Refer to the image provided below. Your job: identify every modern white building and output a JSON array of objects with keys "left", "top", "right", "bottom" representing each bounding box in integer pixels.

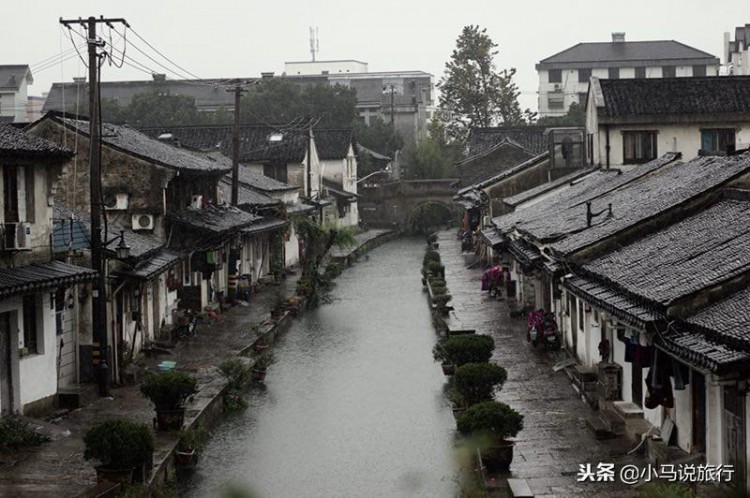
[
  {"left": 0, "top": 66, "right": 33, "bottom": 123},
  {"left": 725, "top": 24, "right": 750, "bottom": 75},
  {"left": 537, "top": 34, "right": 719, "bottom": 118}
]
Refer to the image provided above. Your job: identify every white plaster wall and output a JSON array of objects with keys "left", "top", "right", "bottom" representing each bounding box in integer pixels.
[
  {"left": 284, "top": 224, "right": 300, "bottom": 267},
  {"left": 619, "top": 67, "right": 636, "bottom": 79},
  {"left": 575, "top": 298, "right": 587, "bottom": 363},
  {"left": 613, "top": 337, "right": 634, "bottom": 404},
  {"left": 597, "top": 122, "right": 750, "bottom": 168},
  {"left": 18, "top": 293, "right": 57, "bottom": 410},
  {"left": 587, "top": 313, "right": 600, "bottom": 368},
  {"left": 672, "top": 382, "right": 692, "bottom": 452},
  {"left": 705, "top": 376, "right": 722, "bottom": 466},
  {"left": 643, "top": 403, "right": 662, "bottom": 431}
]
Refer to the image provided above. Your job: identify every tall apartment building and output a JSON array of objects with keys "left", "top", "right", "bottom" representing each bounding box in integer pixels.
[
  {"left": 536, "top": 33, "right": 719, "bottom": 118},
  {"left": 725, "top": 24, "right": 750, "bottom": 75}
]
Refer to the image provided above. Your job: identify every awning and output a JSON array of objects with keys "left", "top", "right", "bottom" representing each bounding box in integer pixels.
[
  {"left": 507, "top": 238, "right": 543, "bottom": 269},
  {"left": 242, "top": 217, "right": 288, "bottom": 236},
  {"left": 324, "top": 183, "right": 358, "bottom": 201},
  {"left": 0, "top": 261, "right": 97, "bottom": 299},
  {"left": 563, "top": 274, "right": 661, "bottom": 328},
  {"left": 479, "top": 229, "right": 507, "bottom": 248},
  {"left": 286, "top": 202, "right": 317, "bottom": 215},
  {"left": 658, "top": 329, "right": 750, "bottom": 375},
  {"left": 114, "top": 249, "right": 182, "bottom": 282}
]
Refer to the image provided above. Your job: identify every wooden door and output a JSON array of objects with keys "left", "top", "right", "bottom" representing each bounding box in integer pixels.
[{"left": 724, "top": 385, "right": 747, "bottom": 488}]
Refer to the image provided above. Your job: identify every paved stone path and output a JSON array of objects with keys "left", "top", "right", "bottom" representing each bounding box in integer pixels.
[{"left": 438, "top": 230, "right": 644, "bottom": 498}]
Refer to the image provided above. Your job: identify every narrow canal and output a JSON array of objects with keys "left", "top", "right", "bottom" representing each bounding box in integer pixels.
[{"left": 184, "top": 238, "right": 459, "bottom": 498}]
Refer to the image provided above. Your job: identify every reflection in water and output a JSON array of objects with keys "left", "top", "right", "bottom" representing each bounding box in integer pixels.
[{"left": 184, "top": 238, "right": 458, "bottom": 498}]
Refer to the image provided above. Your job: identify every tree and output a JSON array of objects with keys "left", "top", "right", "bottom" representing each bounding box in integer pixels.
[
  {"left": 438, "top": 25, "right": 534, "bottom": 143},
  {"left": 402, "top": 138, "right": 452, "bottom": 179},
  {"left": 125, "top": 90, "right": 205, "bottom": 128},
  {"left": 535, "top": 102, "right": 585, "bottom": 127},
  {"left": 240, "top": 79, "right": 358, "bottom": 129}
]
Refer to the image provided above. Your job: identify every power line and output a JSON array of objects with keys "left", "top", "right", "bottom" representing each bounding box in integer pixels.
[{"left": 128, "top": 26, "right": 204, "bottom": 80}]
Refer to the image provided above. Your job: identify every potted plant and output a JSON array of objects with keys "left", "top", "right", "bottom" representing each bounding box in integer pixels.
[
  {"left": 84, "top": 419, "right": 154, "bottom": 484},
  {"left": 140, "top": 371, "right": 198, "bottom": 431},
  {"left": 433, "top": 335, "right": 495, "bottom": 367},
  {"left": 252, "top": 355, "right": 271, "bottom": 382},
  {"left": 456, "top": 401, "right": 524, "bottom": 472},
  {"left": 270, "top": 291, "right": 286, "bottom": 319},
  {"left": 175, "top": 425, "right": 209, "bottom": 467},
  {"left": 432, "top": 343, "right": 456, "bottom": 376},
  {"left": 452, "top": 363, "right": 507, "bottom": 406}
]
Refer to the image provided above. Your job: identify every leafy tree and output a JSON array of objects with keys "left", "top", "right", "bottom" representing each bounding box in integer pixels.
[
  {"left": 438, "top": 25, "right": 535, "bottom": 143},
  {"left": 535, "top": 102, "right": 585, "bottom": 127},
  {"left": 126, "top": 90, "right": 204, "bottom": 127},
  {"left": 240, "top": 79, "right": 358, "bottom": 129},
  {"left": 402, "top": 138, "right": 452, "bottom": 179},
  {"left": 354, "top": 117, "right": 403, "bottom": 158}
]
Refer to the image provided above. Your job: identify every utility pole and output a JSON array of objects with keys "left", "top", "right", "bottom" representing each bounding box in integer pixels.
[
  {"left": 389, "top": 85, "right": 395, "bottom": 125},
  {"left": 307, "top": 118, "right": 313, "bottom": 198},
  {"left": 60, "top": 16, "right": 129, "bottom": 398},
  {"left": 227, "top": 85, "right": 246, "bottom": 206}
]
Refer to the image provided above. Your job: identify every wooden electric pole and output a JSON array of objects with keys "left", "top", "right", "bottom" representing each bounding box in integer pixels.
[
  {"left": 59, "top": 16, "right": 129, "bottom": 397},
  {"left": 227, "top": 85, "right": 246, "bottom": 206}
]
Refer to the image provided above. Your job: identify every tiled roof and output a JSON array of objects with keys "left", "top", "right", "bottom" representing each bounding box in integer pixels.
[
  {"left": 684, "top": 286, "right": 750, "bottom": 348},
  {"left": 167, "top": 205, "right": 261, "bottom": 235},
  {"left": 462, "top": 152, "right": 550, "bottom": 192},
  {"left": 479, "top": 229, "right": 507, "bottom": 248},
  {"left": 538, "top": 40, "right": 717, "bottom": 67},
  {"left": 218, "top": 178, "right": 278, "bottom": 207},
  {"left": 507, "top": 238, "right": 542, "bottom": 268},
  {"left": 139, "top": 125, "right": 308, "bottom": 163},
  {"left": 545, "top": 153, "right": 750, "bottom": 256},
  {"left": 465, "top": 127, "right": 548, "bottom": 158},
  {"left": 596, "top": 76, "right": 750, "bottom": 120},
  {"left": 115, "top": 249, "right": 182, "bottom": 281},
  {"left": 192, "top": 151, "right": 297, "bottom": 192},
  {"left": 660, "top": 328, "right": 750, "bottom": 374},
  {"left": 286, "top": 202, "right": 317, "bottom": 215},
  {"left": 491, "top": 154, "right": 671, "bottom": 235},
  {"left": 315, "top": 129, "right": 354, "bottom": 160},
  {"left": 564, "top": 274, "right": 661, "bottom": 327},
  {"left": 323, "top": 179, "right": 357, "bottom": 200},
  {"left": 582, "top": 199, "right": 750, "bottom": 306},
  {"left": 0, "top": 261, "right": 97, "bottom": 299},
  {"left": 242, "top": 217, "right": 288, "bottom": 236},
  {"left": 47, "top": 113, "right": 229, "bottom": 173},
  {"left": 0, "top": 124, "right": 72, "bottom": 159},
  {"left": 456, "top": 140, "right": 537, "bottom": 187},
  {"left": 503, "top": 167, "right": 597, "bottom": 208}
]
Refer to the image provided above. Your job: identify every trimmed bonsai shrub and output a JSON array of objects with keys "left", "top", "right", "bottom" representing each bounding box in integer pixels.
[
  {"left": 140, "top": 371, "right": 198, "bottom": 410},
  {"left": 218, "top": 358, "right": 253, "bottom": 391},
  {"left": 427, "top": 233, "right": 438, "bottom": 244},
  {"left": 453, "top": 363, "right": 507, "bottom": 405},
  {"left": 425, "top": 260, "right": 443, "bottom": 275},
  {"left": 178, "top": 425, "right": 210, "bottom": 456},
  {"left": 456, "top": 401, "right": 523, "bottom": 441},
  {"left": 84, "top": 419, "right": 154, "bottom": 470},
  {"left": 423, "top": 249, "right": 440, "bottom": 266},
  {"left": 0, "top": 416, "right": 49, "bottom": 452},
  {"left": 432, "top": 293, "right": 452, "bottom": 307},
  {"left": 432, "top": 335, "right": 495, "bottom": 366}
]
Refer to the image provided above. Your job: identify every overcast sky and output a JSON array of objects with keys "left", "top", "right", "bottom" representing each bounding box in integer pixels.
[{"left": 6, "top": 0, "right": 746, "bottom": 113}]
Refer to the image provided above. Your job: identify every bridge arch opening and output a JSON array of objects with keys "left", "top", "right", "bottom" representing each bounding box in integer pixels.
[{"left": 407, "top": 201, "right": 454, "bottom": 234}]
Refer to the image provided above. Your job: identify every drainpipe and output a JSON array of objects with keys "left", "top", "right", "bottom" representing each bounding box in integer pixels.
[{"left": 605, "top": 125, "right": 611, "bottom": 169}]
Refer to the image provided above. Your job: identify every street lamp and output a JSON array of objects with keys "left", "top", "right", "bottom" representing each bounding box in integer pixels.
[{"left": 357, "top": 166, "right": 391, "bottom": 185}]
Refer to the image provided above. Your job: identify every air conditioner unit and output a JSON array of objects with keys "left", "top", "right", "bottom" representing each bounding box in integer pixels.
[
  {"left": 104, "top": 193, "right": 129, "bottom": 210},
  {"left": 2, "top": 222, "right": 32, "bottom": 251},
  {"left": 553, "top": 84, "right": 562, "bottom": 91},
  {"left": 190, "top": 195, "right": 203, "bottom": 210},
  {"left": 131, "top": 214, "right": 155, "bottom": 231}
]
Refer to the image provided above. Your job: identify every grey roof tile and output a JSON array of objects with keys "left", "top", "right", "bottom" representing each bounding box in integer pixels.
[
  {"left": 503, "top": 167, "right": 597, "bottom": 207},
  {"left": 0, "top": 261, "right": 97, "bottom": 299},
  {"left": 538, "top": 40, "right": 717, "bottom": 66},
  {"left": 0, "top": 123, "right": 72, "bottom": 159},
  {"left": 167, "top": 205, "right": 261, "bottom": 235}
]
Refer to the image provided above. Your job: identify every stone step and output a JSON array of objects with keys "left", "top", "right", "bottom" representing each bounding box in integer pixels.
[
  {"left": 507, "top": 478, "right": 533, "bottom": 497},
  {"left": 600, "top": 408, "right": 626, "bottom": 435},
  {"left": 586, "top": 414, "right": 616, "bottom": 440},
  {"left": 624, "top": 418, "right": 656, "bottom": 444},
  {"left": 612, "top": 400, "right": 644, "bottom": 419}
]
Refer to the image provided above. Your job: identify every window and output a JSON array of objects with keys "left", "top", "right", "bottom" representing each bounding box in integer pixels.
[
  {"left": 548, "top": 69, "right": 562, "bottom": 83},
  {"left": 701, "top": 129, "right": 736, "bottom": 154},
  {"left": 662, "top": 66, "right": 676, "bottom": 78},
  {"left": 547, "top": 93, "right": 564, "bottom": 109},
  {"left": 634, "top": 67, "right": 646, "bottom": 79},
  {"left": 3, "top": 165, "right": 19, "bottom": 223},
  {"left": 608, "top": 67, "right": 620, "bottom": 79},
  {"left": 2, "top": 165, "right": 34, "bottom": 223},
  {"left": 692, "top": 65, "right": 706, "bottom": 77},
  {"left": 578, "top": 68, "right": 592, "bottom": 83},
  {"left": 622, "top": 131, "right": 658, "bottom": 164},
  {"left": 22, "top": 295, "right": 39, "bottom": 354}
]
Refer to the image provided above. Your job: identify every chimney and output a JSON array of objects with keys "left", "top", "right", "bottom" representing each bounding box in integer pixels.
[
  {"left": 261, "top": 72, "right": 275, "bottom": 79},
  {"left": 612, "top": 32, "right": 625, "bottom": 43},
  {"left": 152, "top": 73, "right": 167, "bottom": 82}
]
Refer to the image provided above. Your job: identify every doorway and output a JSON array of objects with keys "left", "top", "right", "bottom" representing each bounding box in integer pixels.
[
  {"left": 723, "top": 385, "right": 747, "bottom": 488},
  {"left": 0, "top": 312, "right": 14, "bottom": 415}
]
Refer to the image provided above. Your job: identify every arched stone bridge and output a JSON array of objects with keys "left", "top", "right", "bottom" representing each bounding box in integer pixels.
[{"left": 358, "top": 179, "right": 460, "bottom": 230}]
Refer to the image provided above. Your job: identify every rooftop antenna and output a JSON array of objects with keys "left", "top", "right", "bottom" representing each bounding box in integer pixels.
[{"left": 309, "top": 26, "right": 319, "bottom": 61}]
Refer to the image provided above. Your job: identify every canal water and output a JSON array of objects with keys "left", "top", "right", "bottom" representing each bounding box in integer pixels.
[{"left": 184, "top": 238, "right": 459, "bottom": 498}]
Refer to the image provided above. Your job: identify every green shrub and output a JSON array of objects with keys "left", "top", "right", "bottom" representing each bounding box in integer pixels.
[
  {"left": 83, "top": 419, "right": 154, "bottom": 469},
  {"left": 0, "top": 416, "right": 49, "bottom": 453},
  {"left": 456, "top": 401, "right": 523, "bottom": 441},
  {"left": 453, "top": 363, "right": 507, "bottom": 405},
  {"left": 218, "top": 358, "right": 253, "bottom": 391},
  {"left": 178, "top": 425, "right": 210, "bottom": 457},
  {"left": 140, "top": 371, "right": 198, "bottom": 410},
  {"left": 432, "top": 293, "right": 452, "bottom": 307},
  {"left": 423, "top": 249, "right": 440, "bottom": 267},
  {"left": 427, "top": 233, "right": 438, "bottom": 244},
  {"left": 432, "top": 335, "right": 495, "bottom": 366},
  {"left": 425, "top": 260, "right": 443, "bottom": 275}
]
